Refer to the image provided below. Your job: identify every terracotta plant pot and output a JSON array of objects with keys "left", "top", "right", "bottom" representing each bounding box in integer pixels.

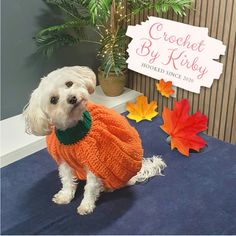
[{"left": 98, "top": 67, "right": 127, "bottom": 97}]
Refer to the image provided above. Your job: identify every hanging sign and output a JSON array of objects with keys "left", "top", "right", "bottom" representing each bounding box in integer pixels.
[{"left": 126, "top": 17, "right": 226, "bottom": 93}]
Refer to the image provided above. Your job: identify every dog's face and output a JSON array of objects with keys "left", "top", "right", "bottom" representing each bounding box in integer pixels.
[{"left": 24, "top": 66, "right": 96, "bottom": 136}]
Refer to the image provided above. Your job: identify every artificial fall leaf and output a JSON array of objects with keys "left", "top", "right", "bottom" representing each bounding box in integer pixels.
[
  {"left": 156, "top": 79, "right": 175, "bottom": 98},
  {"left": 160, "top": 99, "right": 208, "bottom": 157},
  {"left": 126, "top": 95, "right": 158, "bottom": 122}
]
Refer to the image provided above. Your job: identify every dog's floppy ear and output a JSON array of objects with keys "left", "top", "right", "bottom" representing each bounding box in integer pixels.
[
  {"left": 23, "top": 87, "right": 51, "bottom": 136},
  {"left": 71, "top": 66, "right": 96, "bottom": 94}
]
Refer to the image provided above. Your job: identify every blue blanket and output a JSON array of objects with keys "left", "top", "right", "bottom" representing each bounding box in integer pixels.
[{"left": 1, "top": 115, "right": 236, "bottom": 234}]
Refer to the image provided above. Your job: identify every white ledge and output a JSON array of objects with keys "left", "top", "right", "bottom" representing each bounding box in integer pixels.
[
  {"left": 0, "top": 86, "right": 141, "bottom": 168},
  {"left": 89, "top": 86, "right": 142, "bottom": 113}
]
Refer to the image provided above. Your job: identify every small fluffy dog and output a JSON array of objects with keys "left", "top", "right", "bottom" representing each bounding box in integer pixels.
[{"left": 24, "top": 66, "right": 166, "bottom": 215}]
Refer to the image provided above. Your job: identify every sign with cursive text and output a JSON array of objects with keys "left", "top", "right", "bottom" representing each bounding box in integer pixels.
[{"left": 126, "top": 17, "right": 226, "bottom": 93}]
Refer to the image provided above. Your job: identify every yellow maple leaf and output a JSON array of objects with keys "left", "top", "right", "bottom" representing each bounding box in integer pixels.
[
  {"left": 126, "top": 95, "right": 158, "bottom": 122},
  {"left": 156, "top": 79, "right": 174, "bottom": 98}
]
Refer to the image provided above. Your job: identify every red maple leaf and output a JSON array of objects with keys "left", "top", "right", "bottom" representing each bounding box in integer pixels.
[{"left": 160, "top": 99, "right": 208, "bottom": 156}]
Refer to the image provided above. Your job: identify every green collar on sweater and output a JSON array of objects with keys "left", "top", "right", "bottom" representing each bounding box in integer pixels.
[{"left": 55, "top": 111, "right": 91, "bottom": 145}]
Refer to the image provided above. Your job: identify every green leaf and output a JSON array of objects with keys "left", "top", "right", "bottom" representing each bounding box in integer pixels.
[
  {"left": 82, "top": 0, "right": 112, "bottom": 24},
  {"left": 128, "top": 0, "right": 193, "bottom": 17},
  {"left": 35, "top": 20, "right": 88, "bottom": 57},
  {"left": 35, "top": 31, "right": 79, "bottom": 57},
  {"left": 99, "top": 27, "right": 127, "bottom": 76},
  {"left": 46, "top": 0, "right": 90, "bottom": 21}
]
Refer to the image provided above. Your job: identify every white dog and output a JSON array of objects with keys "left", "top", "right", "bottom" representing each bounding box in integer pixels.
[{"left": 24, "top": 66, "right": 166, "bottom": 215}]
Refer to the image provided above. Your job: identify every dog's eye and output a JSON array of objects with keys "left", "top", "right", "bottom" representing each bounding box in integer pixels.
[
  {"left": 50, "top": 96, "right": 59, "bottom": 105},
  {"left": 65, "top": 81, "right": 73, "bottom": 88}
]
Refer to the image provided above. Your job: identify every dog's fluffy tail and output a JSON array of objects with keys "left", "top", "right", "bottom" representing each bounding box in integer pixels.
[{"left": 127, "top": 156, "right": 167, "bottom": 186}]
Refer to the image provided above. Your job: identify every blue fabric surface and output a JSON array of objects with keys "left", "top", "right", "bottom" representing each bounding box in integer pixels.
[{"left": 1, "top": 115, "right": 236, "bottom": 235}]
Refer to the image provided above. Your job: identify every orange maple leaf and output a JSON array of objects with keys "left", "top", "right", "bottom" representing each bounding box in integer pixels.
[
  {"left": 126, "top": 95, "right": 158, "bottom": 122},
  {"left": 156, "top": 79, "right": 174, "bottom": 98},
  {"left": 160, "top": 99, "right": 208, "bottom": 156}
]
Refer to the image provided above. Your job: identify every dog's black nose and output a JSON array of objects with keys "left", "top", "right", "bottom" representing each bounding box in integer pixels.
[{"left": 67, "top": 96, "right": 77, "bottom": 105}]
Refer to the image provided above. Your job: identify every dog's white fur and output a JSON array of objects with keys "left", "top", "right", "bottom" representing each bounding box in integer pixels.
[
  {"left": 24, "top": 66, "right": 166, "bottom": 215},
  {"left": 24, "top": 66, "right": 96, "bottom": 135}
]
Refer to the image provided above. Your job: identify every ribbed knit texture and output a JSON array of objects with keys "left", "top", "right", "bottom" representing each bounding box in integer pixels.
[{"left": 46, "top": 103, "right": 143, "bottom": 189}]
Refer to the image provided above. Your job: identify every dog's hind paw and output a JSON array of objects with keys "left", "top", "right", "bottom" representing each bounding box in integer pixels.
[
  {"left": 77, "top": 202, "right": 95, "bottom": 215},
  {"left": 52, "top": 190, "right": 74, "bottom": 204}
]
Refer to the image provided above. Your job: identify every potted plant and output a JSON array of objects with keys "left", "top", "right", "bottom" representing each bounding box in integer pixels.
[{"left": 36, "top": 0, "right": 192, "bottom": 96}]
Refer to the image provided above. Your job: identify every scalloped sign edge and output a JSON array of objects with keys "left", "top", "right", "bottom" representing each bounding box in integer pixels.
[{"left": 126, "top": 17, "right": 226, "bottom": 94}]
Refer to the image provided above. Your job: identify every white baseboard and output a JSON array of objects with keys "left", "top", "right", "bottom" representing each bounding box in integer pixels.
[{"left": 0, "top": 86, "right": 141, "bottom": 168}]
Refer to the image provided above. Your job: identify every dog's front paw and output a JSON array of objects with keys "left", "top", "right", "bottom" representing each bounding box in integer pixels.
[
  {"left": 77, "top": 202, "right": 95, "bottom": 215},
  {"left": 52, "top": 190, "right": 74, "bottom": 205}
]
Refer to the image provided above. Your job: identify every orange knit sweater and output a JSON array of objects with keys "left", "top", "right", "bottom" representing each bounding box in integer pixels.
[{"left": 46, "top": 103, "right": 143, "bottom": 189}]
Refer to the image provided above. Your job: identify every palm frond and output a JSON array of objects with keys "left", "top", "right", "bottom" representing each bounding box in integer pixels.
[
  {"left": 154, "top": 0, "right": 192, "bottom": 16},
  {"left": 35, "top": 32, "right": 79, "bottom": 57},
  {"left": 98, "top": 27, "right": 127, "bottom": 75},
  {"left": 128, "top": 0, "right": 192, "bottom": 16},
  {"left": 46, "top": 0, "right": 90, "bottom": 21},
  {"left": 82, "top": 0, "right": 112, "bottom": 24},
  {"left": 35, "top": 20, "right": 87, "bottom": 56},
  {"left": 38, "top": 19, "right": 88, "bottom": 35}
]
